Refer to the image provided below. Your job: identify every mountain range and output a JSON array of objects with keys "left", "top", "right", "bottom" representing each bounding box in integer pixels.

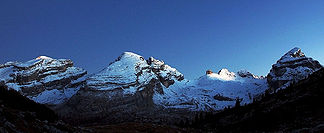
[{"left": 0, "top": 47, "right": 322, "bottom": 126}]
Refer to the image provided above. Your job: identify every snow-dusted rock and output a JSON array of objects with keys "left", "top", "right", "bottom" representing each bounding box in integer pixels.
[
  {"left": 85, "top": 52, "right": 184, "bottom": 92},
  {"left": 237, "top": 69, "right": 262, "bottom": 79},
  {"left": 56, "top": 52, "right": 271, "bottom": 124},
  {"left": 208, "top": 69, "right": 237, "bottom": 81},
  {"left": 58, "top": 52, "right": 185, "bottom": 124},
  {"left": 267, "top": 47, "right": 323, "bottom": 92},
  {"left": 0, "top": 56, "right": 87, "bottom": 104},
  {"left": 154, "top": 69, "right": 268, "bottom": 111}
]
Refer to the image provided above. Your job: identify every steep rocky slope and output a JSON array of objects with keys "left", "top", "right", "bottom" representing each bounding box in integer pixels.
[
  {"left": 0, "top": 56, "right": 87, "bottom": 104},
  {"left": 267, "top": 47, "right": 322, "bottom": 92}
]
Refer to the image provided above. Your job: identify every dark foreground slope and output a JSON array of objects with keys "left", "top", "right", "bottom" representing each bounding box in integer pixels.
[
  {"left": 0, "top": 85, "right": 192, "bottom": 133},
  {"left": 191, "top": 68, "right": 324, "bottom": 132},
  {"left": 0, "top": 85, "right": 90, "bottom": 133}
]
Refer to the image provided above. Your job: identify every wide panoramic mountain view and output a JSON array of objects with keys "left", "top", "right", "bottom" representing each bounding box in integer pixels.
[{"left": 1, "top": 1, "right": 324, "bottom": 133}]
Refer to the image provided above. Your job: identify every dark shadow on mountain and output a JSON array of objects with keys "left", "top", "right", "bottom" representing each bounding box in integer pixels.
[
  {"left": 0, "top": 85, "right": 91, "bottom": 133},
  {"left": 0, "top": 85, "right": 57, "bottom": 122}
]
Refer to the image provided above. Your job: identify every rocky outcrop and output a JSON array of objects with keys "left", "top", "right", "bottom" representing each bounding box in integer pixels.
[
  {"left": 237, "top": 70, "right": 261, "bottom": 78},
  {"left": 56, "top": 52, "right": 186, "bottom": 125},
  {"left": 206, "top": 69, "right": 213, "bottom": 75},
  {"left": 0, "top": 56, "right": 87, "bottom": 104},
  {"left": 267, "top": 47, "right": 323, "bottom": 92}
]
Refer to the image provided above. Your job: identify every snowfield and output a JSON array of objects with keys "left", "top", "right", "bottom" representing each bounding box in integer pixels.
[{"left": 153, "top": 69, "right": 268, "bottom": 111}]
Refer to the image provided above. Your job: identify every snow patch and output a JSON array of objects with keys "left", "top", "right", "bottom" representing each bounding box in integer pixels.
[
  {"left": 31, "top": 87, "right": 80, "bottom": 104},
  {"left": 36, "top": 56, "right": 53, "bottom": 60}
]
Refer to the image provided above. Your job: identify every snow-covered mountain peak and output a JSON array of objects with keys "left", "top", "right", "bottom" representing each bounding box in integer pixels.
[
  {"left": 155, "top": 67, "right": 268, "bottom": 111},
  {"left": 267, "top": 47, "right": 323, "bottom": 92},
  {"left": 285, "top": 47, "right": 305, "bottom": 58},
  {"left": 86, "top": 52, "right": 184, "bottom": 91},
  {"left": 0, "top": 56, "right": 87, "bottom": 104},
  {"left": 278, "top": 47, "right": 306, "bottom": 63},
  {"left": 218, "top": 68, "right": 235, "bottom": 76},
  {"left": 13, "top": 56, "right": 75, "bottom": 71},
  {"left": 35, "top": 56, "right": 53, "bottom": 60},
  {"left": 237, "top": 69, "right": 262, "bottom": 79},
  {"left": 111, "top": 52, "right": 147, "bottom": 68},
  {"left": 123, "top": 51, "right": 141, "bottom": 56},
  {"left": 87, "top": 52, "right": 148, "bottom": 90},
  {"left": 206, "top": 68, "right": 236, "bottom": 81},
  {"left": 201, "top": 69, "right": 262, "bottom": 82},
  {"left": 119, "top": 52, "right": 145, "bottom": 61}
]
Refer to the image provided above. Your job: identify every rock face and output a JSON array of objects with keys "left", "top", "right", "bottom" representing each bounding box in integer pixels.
[
  {"left": 57, "top": 52, "right": 185, "bottom": 125},
  {"left": 0, "top": 56, "right": 87, "bottom": 104},
  {"left": 206, "top": 69, "right": 213, "bottom": 75},
  {"left": 237, "top": 69, "right": 260, "bottom": 78},
  {"left": 267, "top": 47, "right": 323, "bottom": 92}
]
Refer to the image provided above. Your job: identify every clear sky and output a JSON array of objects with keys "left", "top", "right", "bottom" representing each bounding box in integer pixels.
[{"left": 1, "top": 0, "right": 323, "bottom": 79}]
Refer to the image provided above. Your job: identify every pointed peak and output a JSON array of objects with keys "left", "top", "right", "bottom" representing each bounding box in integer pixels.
[
  {"left": 288, "top": 47, "right": 301, "bottom": 52},
  {"left": 218, "top": 68, "right": 231, "bottom": 74},
  {"left": 109, "top": 52, "right": 145, "bottom": 65},
  {"left": 278, "top": 47, "right": 306, "bottom": 63},
  {"left": 122, "top": 52, "right": 140, "bottom": 56},
  {"left": 268, "top": 47, "right": 323, "bottom": 91},
  {"left": 205, "top": 68, "right": 236, "bottom": 81},
  {"left": 285, "top": 47, "right": 305, "bottom": 57},
  {"left": 119, "top": 52, "right": 144, "bottom": 60},
  {"left": 218, "top": 68, "right": 236, "bottom": 78}
]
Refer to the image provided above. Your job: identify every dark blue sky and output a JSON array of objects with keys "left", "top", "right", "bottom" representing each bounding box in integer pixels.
[{"left": 1, "top": 0, "right": 324, "bottom": 79}]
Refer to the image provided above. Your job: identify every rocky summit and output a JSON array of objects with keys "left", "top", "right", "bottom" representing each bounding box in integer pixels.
[
  {"left": 85, "top": 52, "right": 184, "bottom": 91},
  {"left": 56, "top": 52, "right": 186, "bottom": 125},
  {"left": 267, "top": 47, "right": 323, "bottom": 92},
  {"left": 0, "top": 56, "right": 87, "bottom": 104}
]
